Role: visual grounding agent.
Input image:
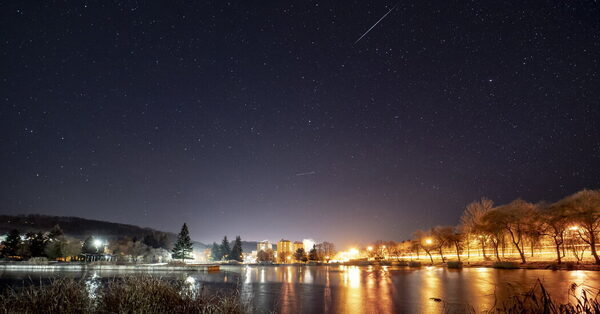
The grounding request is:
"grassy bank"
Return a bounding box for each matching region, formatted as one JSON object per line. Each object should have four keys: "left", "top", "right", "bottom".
{"left": 0, "top": 276, "right": 249, "bottom": 313}
{"left": 442, "top": 280, "right": 600, "bottom": 313}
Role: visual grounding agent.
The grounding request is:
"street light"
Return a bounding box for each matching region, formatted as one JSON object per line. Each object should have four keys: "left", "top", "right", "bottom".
{"left": 93, "top": 239, "right": 103, "bottom": 248}
{"left": 424, "top": 238, "right": 433, "bottom": 245}
{"left": 367, "top": 246, "right": 373, "bottom": 251}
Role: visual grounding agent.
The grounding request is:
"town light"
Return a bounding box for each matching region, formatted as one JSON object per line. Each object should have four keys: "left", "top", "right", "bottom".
{"left": 93, "top": 239, "right": 103, "bottom": 248}
{"left": 569, "top": 226, "right": 580, "bottom": 231}
{"left": 349, "top": 248, "right": 359, "bottom": 256}
{"left": 424, "top": 238, "right": 433, "bottom": 245}
{"left": 367, "top": 246, "right": 373, "bottom": 251}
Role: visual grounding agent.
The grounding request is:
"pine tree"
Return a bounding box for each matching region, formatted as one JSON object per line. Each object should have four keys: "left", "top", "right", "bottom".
{"left": 82, "top": 236, "right": 98, "bottom": 254}
{"left": 172, "top": 223, "right": 194, "bottom": 260}
{"left": 1, "top": 229, "right": 21, "bottom": 257}
{"left": 48, "top": 225, "right": 64, "bottom": 240}
{"left": 210, "top": 242, "right": 221, "bottom": 261}
{"left": 29, "top": 232, "right": 47, "bottom": 257}
{"left": 220, "top": 236, "right": 231, "bottom": 260}
{"left": 230, "top": 236, "right": 243, "bottom": 262}
{"left": 293, "top": 248, "right": 308, "bottom": 262}
{"left": 308, "top": 245, "right": 319, "bottom": 261}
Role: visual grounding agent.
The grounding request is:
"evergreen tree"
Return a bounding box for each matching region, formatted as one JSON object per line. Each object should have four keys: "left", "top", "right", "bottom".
{"left": 211, "top": 242, "right": 222, "bottom": 261}
{"left": 48, "top": 225, "right": 64, "bottom": 240}
{"left": 82, "top": 236, "right": 98, "bottom": 254}
{"left": 229, "top": 236, "right": 243, "bottom": 262}
{"left": 293, "top": 248, "right": 308, "bottom": 262}
{"left": 308, "top": 245, "right": 319, "bottom": 261}
{"left": 172, "top": 223, "right": 194, "bottom": 260}
{"left": 29, "top": 232, "right": 48, "bottom": 257}
{"left": 220, "top": 236, "right": 231, "bottom": 260}
{"left": 1, "top": 229, "right": 21, "bottom": 257}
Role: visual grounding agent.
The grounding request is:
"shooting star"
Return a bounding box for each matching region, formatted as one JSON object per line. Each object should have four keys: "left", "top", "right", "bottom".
{"left": 296, "top": 171, "right": 316, "bottom": 176}
{"left": 354, "top": 3, "right": 398, "bottom": 45}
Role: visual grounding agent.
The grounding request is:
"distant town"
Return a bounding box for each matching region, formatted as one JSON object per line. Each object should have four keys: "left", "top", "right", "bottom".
{"left": 1, "top": 190, "right": 599, "bottom": 271}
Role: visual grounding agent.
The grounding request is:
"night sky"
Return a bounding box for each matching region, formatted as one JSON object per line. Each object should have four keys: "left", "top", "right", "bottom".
{"left": 2, "top": 1, "right": 599, "bottom": 247}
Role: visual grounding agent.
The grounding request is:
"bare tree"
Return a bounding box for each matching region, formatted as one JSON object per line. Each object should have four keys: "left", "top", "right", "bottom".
{"left": 554, "top": 190, "right": 600, "bottom": 265}
{"left": 542, "top": 202, "right": 569, "bottom": 264}
{"left": 413, "top": 230, "right": 435, "bottom": 264}
{"left": 487, "top": 200, "right": 536, "bottom": 263}
{"left": 460, "top": 198, "right": 493, "bottom": 260}
{"left": 432, "top": 226, "right": 454, "bottom": 263}
{"left": 481, "top": 213, "right": 504, "bottom": 261}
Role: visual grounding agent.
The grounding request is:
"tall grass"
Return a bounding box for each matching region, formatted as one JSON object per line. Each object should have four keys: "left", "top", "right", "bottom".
{"left": 0, "top": 276, "right": 250, "bottom": 314}
{"left": 0, "top": 278, "right": 90, "bottom": 313}
{"left": 442, "top": 280, "right": 600, "bottom": 314}
{"left": 491, "top": 281, "right": 600, "bottom": 313}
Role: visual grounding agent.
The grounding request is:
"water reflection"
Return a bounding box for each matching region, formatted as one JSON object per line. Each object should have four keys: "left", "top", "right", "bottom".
{"left": 84, "top": 271, "right": 100, "bottom": 300}
{"left": 2, "top": 266, "right": 598, "bottom": 313}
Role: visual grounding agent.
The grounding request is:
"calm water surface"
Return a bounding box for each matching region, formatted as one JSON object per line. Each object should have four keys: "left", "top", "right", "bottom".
{"left": 1, "top": 265, "right": 599, "bottom": 313}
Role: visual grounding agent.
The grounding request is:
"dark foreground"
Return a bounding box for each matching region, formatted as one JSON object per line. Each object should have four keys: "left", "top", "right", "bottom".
{"left": 1, "top": 266, "right": 599, "bottom": 313}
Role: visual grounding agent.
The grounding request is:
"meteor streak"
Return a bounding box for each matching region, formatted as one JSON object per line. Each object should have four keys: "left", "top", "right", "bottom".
{"left": 354, "top": 4, "right": 398, "bottom": 45}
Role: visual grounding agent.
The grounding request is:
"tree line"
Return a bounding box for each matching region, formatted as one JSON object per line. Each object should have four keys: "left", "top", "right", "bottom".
{"left": 371, "top": 189, "right": 600, "bottom": 265}
{"left": 209, "top": 235, "right": 243, "bottom": 262}
{"left": 1, "top": 224, "right": 172, "bottom": 263}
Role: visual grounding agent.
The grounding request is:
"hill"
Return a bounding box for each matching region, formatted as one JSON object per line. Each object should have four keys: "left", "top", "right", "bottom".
{"left": 0, "top": 215, "right": 262, "bottom": 253}
{"left": 0, "top": 214, "right": 202, "bottom": 248}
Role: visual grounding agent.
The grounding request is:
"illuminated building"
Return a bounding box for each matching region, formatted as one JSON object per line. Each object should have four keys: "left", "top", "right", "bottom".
{"left": 257, "top": 240, "right": 272, "bottom": 252}
{"left": 277, "top": 239, "right": 293, "bottom": 263}
{"left": 303, "top": 239, "right": 316, "bottom": 252}
{"left": 293, "top": 241, "right": 304, "bottom": 252}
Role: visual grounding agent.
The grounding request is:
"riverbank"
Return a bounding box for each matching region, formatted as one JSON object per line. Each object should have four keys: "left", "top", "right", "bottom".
{"left": 340, "top": 260, "right": 600, "bottom": 271}
{"left": 0, "top": 262, "right": 219, "bottom": 272}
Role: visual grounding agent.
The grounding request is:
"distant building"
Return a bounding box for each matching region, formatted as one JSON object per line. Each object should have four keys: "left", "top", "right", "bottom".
{"left": 303, "top": 239, "right": 316, "bottom": 252}
{"left": 203, "top": 248, "right": 212, "bottom": 261}
{"left": 293, "top": 241, "right": 304, "bottom": 252}
{"left": 277, "top": 239, "right": 293, "bottom": 263}
{"left": 257, "top": 240, "right": 272, "bottom": 252}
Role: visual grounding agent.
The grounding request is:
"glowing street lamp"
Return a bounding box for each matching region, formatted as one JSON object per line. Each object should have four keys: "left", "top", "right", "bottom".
{"left": 93, "top": 239, "right": 103, "bottom": 248}
{"left": 424, "top": 238, "right": 433, "bottom": 245}
{"left": 569, "top": 226, "right": 580, "bottom": 231}
{"left": 367, "top": 246, "right": 373, "bottom": 251}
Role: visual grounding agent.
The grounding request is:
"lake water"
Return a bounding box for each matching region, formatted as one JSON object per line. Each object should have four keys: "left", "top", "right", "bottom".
{"left": 1, "top": 265, "right": 599, "bottom": 313}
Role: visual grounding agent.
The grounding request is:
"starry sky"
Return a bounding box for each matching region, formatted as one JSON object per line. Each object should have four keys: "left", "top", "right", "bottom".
{"left": 1, "top": 1, "right": 599, "bottom": 247}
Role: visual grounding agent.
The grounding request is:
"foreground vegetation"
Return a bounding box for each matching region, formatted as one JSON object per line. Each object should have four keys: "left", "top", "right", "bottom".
{"left": 443, "top": 280, "right": 600, "bottom": 313}
{"left": 0, "top": 276, "right": 598, "bottom": 313}
{"left": 0, "top": 276, "right": 249, "bottom": 314}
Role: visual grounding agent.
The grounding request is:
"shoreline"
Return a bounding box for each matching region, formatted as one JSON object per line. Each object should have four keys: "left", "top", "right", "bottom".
{"left": 0, "top": 263, "right": 219, "bottom": 272}
{"left": 2, "top": 261, "right": 597, "bottom": 272}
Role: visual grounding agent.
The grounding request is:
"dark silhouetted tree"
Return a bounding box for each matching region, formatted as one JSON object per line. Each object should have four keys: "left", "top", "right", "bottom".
{"left": 308, "top": 245, "right": 319, "bottom": 261}
{"left": 172, "top": 223, "right": 193, "bottom": 260}
{"left": 1, "top": 229, "right": 21, "bottom": 257}
{"left": 82, "top": 236, "right": 99, "bottom": 254}
{"left": 211, "top": 242, "right": 222, "bottom": 261}
{"left": 220, "top": 236, "right": 231, "bottom": 260}
{"left": 229, "top": 236, "right": 243, "bottom": 262}
{"left": 28, "top": 232, "right": 48, "bottom": 257}
{"left": 48, "top": 225, "right": 64, "bottom": 240}
{"left": 293, "top": 248, "right": 307, "bottom": 262}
